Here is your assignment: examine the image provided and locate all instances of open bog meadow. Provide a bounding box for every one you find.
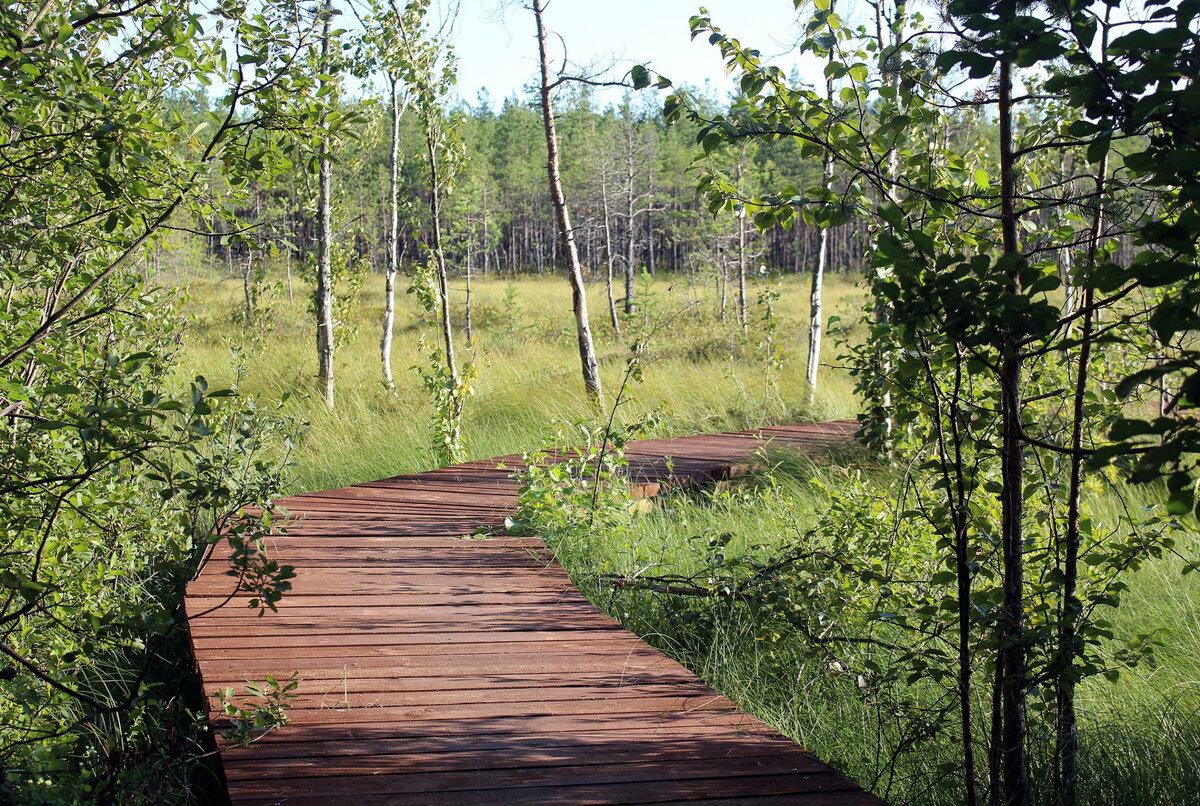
[172,271,862,493]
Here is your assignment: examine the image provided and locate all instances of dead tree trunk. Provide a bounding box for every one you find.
[533,0,603,407]
[735,154,748,333]
[465,241,474,343]
[425,130,459,397]
[242,249,254,325]
[600,159,621,336]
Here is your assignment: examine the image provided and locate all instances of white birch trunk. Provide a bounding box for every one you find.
[808,74,835,397]
[381,73,402,389]
[315,3,335,409]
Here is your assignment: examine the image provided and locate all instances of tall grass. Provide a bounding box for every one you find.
[557,457,1200,806]
[173,270,862,492]
[176,266,1199,804]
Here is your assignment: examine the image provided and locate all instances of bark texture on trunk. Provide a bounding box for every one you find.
[426,131,459,393]
[242,250,254,325]
[465,259,474,343]
[623,119,638,315]
[997,45,1030,806]
[381,74,402,389]
[315,2,335,409]
[533,0,603,407]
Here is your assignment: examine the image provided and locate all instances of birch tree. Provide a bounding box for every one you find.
[395,0,471,462]
[355,0,415,389]
[806,0,837,399]
[314,0,335,408]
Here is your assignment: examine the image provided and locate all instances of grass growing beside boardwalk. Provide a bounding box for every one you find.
[173,266,1199,805]
[548,457,1200,806]
[173,271,862,493]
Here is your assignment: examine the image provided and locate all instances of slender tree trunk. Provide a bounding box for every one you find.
[719,261,728,323]
[600,162,621,336]
[737,213,748,332]
[997,38,1029,806]
[875,0,905,443]
[285,245,294,308]
[242,249,254,325]
[1059,151,1076,325]
[1055,146,1109,806]
[482,183,490,276]
[808,34,836,400]
[646,211,654,276]
[952,379,980,806]
[533,0,603,407]
[465,249,474,343]
[315,1,335,409]
[686,257,699,320]
[736,155,748,332]
[381,73,402,389]
[426,131,458,394]
[924,342,980,806]
[625,147,637,315]
[808,212,826,399]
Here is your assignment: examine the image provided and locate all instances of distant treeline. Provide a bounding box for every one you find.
[180,87,878,283]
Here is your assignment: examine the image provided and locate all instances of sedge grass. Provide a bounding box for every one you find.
[558,456,1200,806]
[173,266,1199,804]
[173,269,863,492]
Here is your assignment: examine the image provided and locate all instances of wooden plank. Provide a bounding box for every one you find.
[220,723,792,761]
[223,730,796,769]
[232,772,862,806]
[207,681,718,711]
[195,651,685,680]
[186,591,582,609]
[191,629,647,650]
[184,423,882,805]
[222,736,804,779]
[226,756,843,797]
[228,710,769,746]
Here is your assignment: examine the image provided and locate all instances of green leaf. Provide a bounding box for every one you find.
[878,201,903,229]
[1087,135,1110,165]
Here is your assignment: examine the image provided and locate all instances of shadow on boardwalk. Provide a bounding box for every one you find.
[186,421,884,805]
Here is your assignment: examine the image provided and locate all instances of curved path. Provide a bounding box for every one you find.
[186,421,883,805]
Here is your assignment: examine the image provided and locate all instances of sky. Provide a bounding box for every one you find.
[445,1,826,109]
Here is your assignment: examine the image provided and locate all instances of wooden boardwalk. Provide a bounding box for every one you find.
[186,421,882,805]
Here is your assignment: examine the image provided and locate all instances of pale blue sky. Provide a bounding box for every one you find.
[446,1,826,108]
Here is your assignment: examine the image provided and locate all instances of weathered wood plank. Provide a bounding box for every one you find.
[185,422,882,804]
